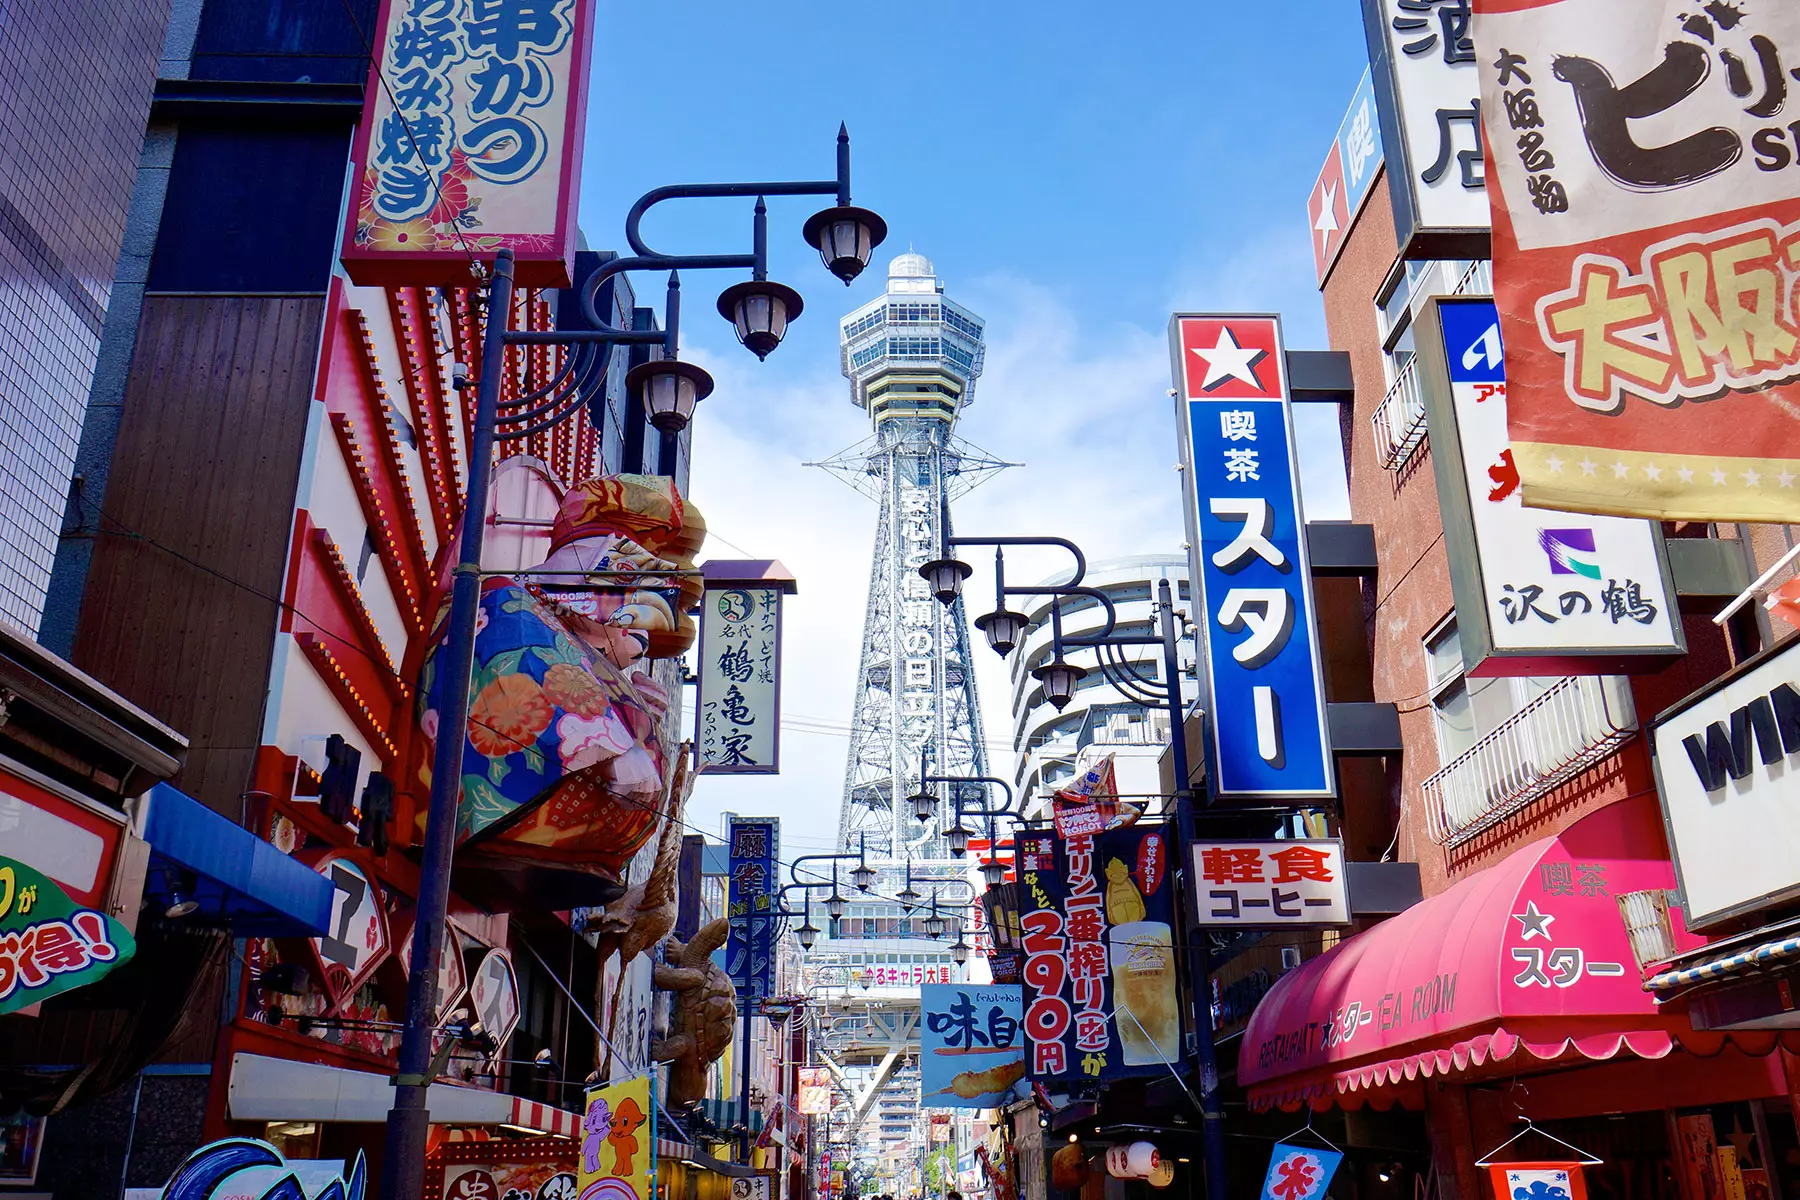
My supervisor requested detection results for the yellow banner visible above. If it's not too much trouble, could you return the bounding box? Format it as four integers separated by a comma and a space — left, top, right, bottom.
579, 1075, 655, 1200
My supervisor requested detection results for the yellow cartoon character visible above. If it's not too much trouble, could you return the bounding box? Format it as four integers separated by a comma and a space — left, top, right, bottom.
1104, 858, 1145, 924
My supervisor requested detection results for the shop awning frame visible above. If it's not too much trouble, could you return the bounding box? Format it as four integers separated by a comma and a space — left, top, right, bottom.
139, 783, 334, 937
228, 1051, 581, 1135
1647, 933, 1800, 992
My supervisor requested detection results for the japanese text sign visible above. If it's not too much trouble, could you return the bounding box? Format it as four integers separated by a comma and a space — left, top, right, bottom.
697, 587, 783, 775
1171, 314, 1333, 800
308, 855, 392, 1008
726, 818, 779, 1001
0, 856, 134, 1016
1259, 1144, 1344, 1200
1420, 298, 1682, 673
1192, 840, 1349, 928
1310, 69, 1386, 284
579, 1073, 655, 1200
1474, 0, 1800, 522
1362, 0, 1491, 257
920, 984, 1027, 1108
1018, 825, 1181, 1083
340, 0, 594, 286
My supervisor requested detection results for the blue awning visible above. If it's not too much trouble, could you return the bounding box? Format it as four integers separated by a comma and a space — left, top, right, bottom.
141, 783, 334, 937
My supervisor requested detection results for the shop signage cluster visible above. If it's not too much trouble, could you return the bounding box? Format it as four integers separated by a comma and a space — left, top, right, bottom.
1362, 0, 1491, 256
921, 983, 1027, 1108
726, 818, 779, 1001
1171, 313, 1333, 800
1017, 824, 1181, 1081
1473, 0, 1800, 522
1309, 68, 1386, 283
1420, 297, 1683, 674
340, 0, 594, 285
1650, 638, 1800, 928
1191, 840, 1349, 928
697, 586, 784, 774
0, 856, 135, 1016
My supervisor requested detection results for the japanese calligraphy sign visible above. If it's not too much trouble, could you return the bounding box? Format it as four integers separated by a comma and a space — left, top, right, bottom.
1310, 69, 1386, 284
1473, 0, 1800, 522
0, 855, 134, 1016
1417, 298, 1683, 674
1260, 1144, 1344, 1200
1193, 840, 1348, 928
1171, 314, 1334, 800
340, 0, 594, 286
726, 818, 779, 1001
578, 1074, 654, 1200
920, 984, 1027, 1108
1362, 0, 1491, 257
697, 586, 783, 775
1018, 824, 1180, 1082
1650, 637, 1800, 929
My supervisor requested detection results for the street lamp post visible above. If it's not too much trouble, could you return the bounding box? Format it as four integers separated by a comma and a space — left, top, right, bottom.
381, 130, 885, 1200
918, 537, 1230, 1200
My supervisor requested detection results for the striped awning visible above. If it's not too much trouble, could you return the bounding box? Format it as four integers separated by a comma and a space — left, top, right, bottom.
1647, 934, 1800, 992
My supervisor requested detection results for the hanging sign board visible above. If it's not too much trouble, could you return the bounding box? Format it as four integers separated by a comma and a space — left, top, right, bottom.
1473, 0, 1800, 523
307, 854, 391, 1009
797, 1067, 832, 1115
1417, 297, 1683, 675
340, 0, 594, 286
696, 586, 783, 775
1170, 314, 1334, 800
1487, 1164, 1590, 1200
1191, 840, 1349, 928
1309, 68, 1386, 284
725, 818, 779, 1001
578, 1074, 653, 1200
1259, 1143, 1344, 1200
1361, 0, 1491, 259
0, 856, 135, 1016
920, 983, 1027, 1108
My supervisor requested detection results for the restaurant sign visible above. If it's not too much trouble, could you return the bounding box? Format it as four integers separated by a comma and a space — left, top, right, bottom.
1192, 840, 1349, 928
1018, 824, 1180, 1082
726, 818, 779, 1001
921, 984, 1027, 1108
340, 0, 595, 286
1650, 637, 1800, 929
0, 856, 135, 1016
697, 586, 784, 775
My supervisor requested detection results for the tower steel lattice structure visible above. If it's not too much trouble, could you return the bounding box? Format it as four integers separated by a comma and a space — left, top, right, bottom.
813, 253, 1012, 860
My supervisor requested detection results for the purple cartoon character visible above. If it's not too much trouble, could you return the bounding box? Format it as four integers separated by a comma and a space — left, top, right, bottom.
581, 1096, 612, 1176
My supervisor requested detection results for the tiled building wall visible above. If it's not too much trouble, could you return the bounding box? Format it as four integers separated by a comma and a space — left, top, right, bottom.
0, 0, 169, 633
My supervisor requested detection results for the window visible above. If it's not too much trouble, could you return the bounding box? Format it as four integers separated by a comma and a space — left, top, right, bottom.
1424, 619, 1561, 764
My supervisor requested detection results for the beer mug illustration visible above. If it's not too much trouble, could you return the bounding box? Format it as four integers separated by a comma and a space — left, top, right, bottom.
1109, 920, 1178, 1066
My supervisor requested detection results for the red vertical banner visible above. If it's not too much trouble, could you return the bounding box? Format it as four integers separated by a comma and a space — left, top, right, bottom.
1474, 0, 1800, 522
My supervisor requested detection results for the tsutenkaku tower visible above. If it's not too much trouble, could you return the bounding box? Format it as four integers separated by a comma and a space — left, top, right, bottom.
815, 253, 1010, 860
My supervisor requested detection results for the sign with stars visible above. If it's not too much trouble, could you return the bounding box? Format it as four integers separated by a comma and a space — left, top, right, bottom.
1308, 68, 1384, 285
1170, 314, 1334, 800
1474, 0, 1800, 524
1417, 297, 1682, 675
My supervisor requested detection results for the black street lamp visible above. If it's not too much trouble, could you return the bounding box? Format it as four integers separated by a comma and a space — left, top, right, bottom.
382, 128, 884, 1200
919, 533, 1231, 1200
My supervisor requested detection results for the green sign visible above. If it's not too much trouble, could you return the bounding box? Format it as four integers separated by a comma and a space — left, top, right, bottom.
0, 855, 136, 1016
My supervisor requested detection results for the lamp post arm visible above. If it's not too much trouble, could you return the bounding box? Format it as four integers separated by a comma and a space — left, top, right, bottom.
789, 851, 862, 888
946, 535, 1087, 588
625, 177, 844, 259
921, 773, 1015, 819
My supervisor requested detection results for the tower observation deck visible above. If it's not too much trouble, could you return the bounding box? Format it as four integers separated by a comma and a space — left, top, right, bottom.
814, 252, 1011, 860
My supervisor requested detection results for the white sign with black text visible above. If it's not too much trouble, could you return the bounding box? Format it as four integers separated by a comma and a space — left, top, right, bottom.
1652, 638, 1800, 930
1190, 840, 1349, 928
696, 585, 783, 774
1366, 0, 1491, 236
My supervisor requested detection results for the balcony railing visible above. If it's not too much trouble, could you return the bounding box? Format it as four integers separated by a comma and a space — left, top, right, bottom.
1453, 259, 1493, 296
1371, 355, 1428, 470
1423, 675, 1637, 846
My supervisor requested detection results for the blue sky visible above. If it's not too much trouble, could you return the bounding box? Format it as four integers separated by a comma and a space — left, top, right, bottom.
582, 2, 1376, 851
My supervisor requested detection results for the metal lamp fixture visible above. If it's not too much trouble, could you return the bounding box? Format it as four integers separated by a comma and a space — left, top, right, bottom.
851, 860, 877, 892
918, 557, 971, 604
625, 358, 715, 433
716, 279, 804, 361
973, 607, 1029, 657
910, 786, 937, 822
951, 933, 970, 965
803, 204, 888, 284
1032, 658, 1086, 711
980, 859, 1007, 888
946, 820, 973, 856
921, 896, 947, 939
826, 889, 847, 920
796, 918, 820, 950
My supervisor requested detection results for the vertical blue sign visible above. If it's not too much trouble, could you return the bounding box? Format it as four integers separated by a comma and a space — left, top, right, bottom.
726, 817, 779, 1000
1170, 314, 1334, 799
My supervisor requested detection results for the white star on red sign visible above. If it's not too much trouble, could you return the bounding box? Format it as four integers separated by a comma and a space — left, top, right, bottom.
1312, 180, 1339, 255
1191, 327, 1267, 391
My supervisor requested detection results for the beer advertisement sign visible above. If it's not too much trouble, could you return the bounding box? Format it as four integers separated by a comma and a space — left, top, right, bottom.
1018, 824, 1181, 1082
1473, 0, 1800, 522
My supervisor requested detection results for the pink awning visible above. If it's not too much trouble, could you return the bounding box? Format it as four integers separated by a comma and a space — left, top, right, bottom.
1239, 797, 1736, 1110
